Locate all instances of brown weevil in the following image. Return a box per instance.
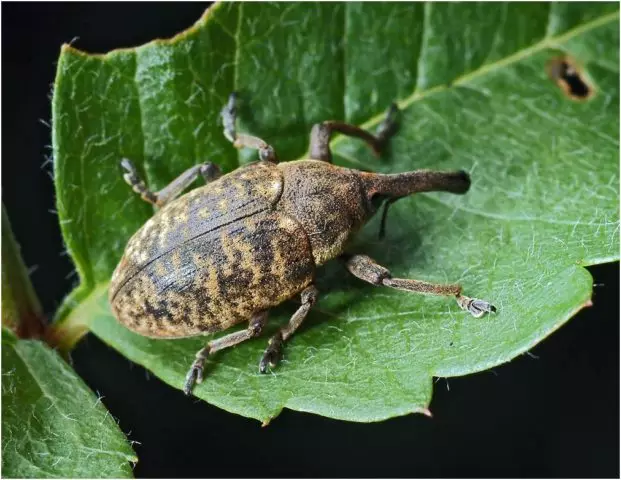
[109,93,496,396]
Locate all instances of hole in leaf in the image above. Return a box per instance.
[546,55,594,101]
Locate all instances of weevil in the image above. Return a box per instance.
[109,93,495,396]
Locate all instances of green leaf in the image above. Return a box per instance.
[1,207,135,475]
[52,3,619,422]
[1,328,137,477]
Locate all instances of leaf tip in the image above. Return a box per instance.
[260,409,283,427]
[420,407,433,418]
[60,43,86,58]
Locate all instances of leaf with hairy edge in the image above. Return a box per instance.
[1,329,137,477]
[52,3,619,422]
[1,208,136,476]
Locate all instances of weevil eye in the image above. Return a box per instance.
[370,193,387,211]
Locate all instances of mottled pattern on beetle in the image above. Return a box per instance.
[276,160,369,265]
[111,211,314,338]
[109,161,283,301]
[109,161,317,338]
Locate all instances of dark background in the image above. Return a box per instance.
[2,3,619,478]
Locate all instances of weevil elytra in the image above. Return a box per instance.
[109,93,495,396]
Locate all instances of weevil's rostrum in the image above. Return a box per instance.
[109,93,496,396]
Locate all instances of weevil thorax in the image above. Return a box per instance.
[277,160,372,265]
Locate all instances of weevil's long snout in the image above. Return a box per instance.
[359,169,471,200]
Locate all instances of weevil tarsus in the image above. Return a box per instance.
[259,284,318,373]
[221,92,278,163]
[121,158,221,207]
[184,310,269,395]
[220,91,238,143]
[456,295,497,318]
[309,103,400,163]
[375,103,400,148]
[343,254,495,317]
[120,158,158,205]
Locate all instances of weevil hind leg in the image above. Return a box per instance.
[308,103,400,163]
[220,92,278,163]
[183,311,269,396]
[342,254,495,317]
[121,158,221,207]
[259,285,318,374]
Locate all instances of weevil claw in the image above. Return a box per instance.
[259,333,283,374]
[221,92,238,143]
[183,369,197,396]
[120,158,134,172]
[183,359,206,395]
[457,295,496,318]
[121,158,146,193]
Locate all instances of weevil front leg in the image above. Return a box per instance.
[259,285,318,373]
[309,104,400,237]
[121,158,221,207]
[309,103,399,163]
[221,92,278,163]
[343,254,496,317]
[184,310,269,396]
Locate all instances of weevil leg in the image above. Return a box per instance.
[342,254,496,317]
[153,162,221,205]
[309,103,399,163]
[309,103,399,233]
[259,285,318,374]
[220,92,278,163]
[183,310,269,396]
[121,158,221,207]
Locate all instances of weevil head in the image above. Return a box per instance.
[277,160,470,265]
